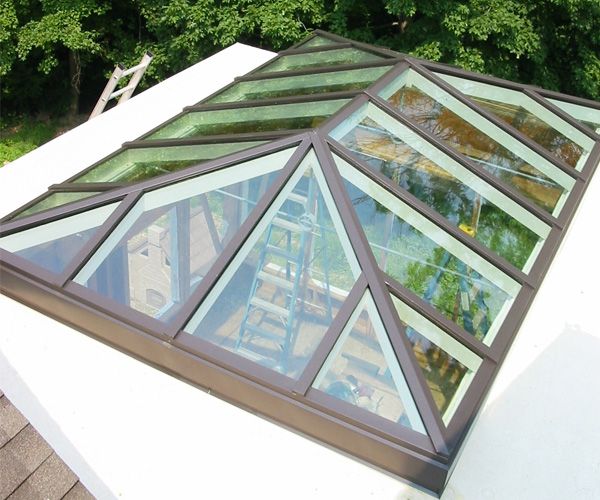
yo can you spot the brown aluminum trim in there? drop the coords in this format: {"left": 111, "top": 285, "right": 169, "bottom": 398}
{"left": 523, "top": 89, "right": 600, "bottom": 142}
{"left": 420, "top": 58, "right": 600, "bottom": 112}
{"left": 234, "top": 59, "right": 399, "bottom": 82}
{"left": 364, "top": 90, "right": 561, "bottom": 229}
{"left": 536, "top": 88, "right": 600, "bottom": 112}
{"left": 580, "top": 139, "right": 600, "bottom": 180}
{"left": 406, "top": 59, "right": 583, "bottom": 180}
{"left": 307, "top": 388, "right": 438, "bottom": 456}
{"left": 173, "top": 333, "right": 297, "bottom": 393}
{"left": 311, "top": 29, "right": 401, "bottom": 59}
{"left": 1, "top": 134, "right": 307, "bottom": 236}
{"left": 286, "top": 32, "right": 320, "bottom": 50}
{"left": 64, "top": 281, "right": 174, "bottom": 342}
{"left": 365, "top": 60, "right": 411, "bottom": 93}
{"left": 292, "top": 274, "right": 369, "bottom": 396}
{"left": 164, "top": 138, "right": 312, "bottom": 337}
{"left": 327, "top": 138, "right": 533, "bottom": 287}
{"left": 0, "top": 190, "right": 57, "bottom": 223}
{"left": 63, "top": 146, "right": 131, "bottom": 183}
{"left": 386, "top": 278, "right": 494, "bottom": 361}
{"left": 57, "top": 191, "right": 143, "bottom": 287}
{"left": 136, "top": 109, "right": 190, "bottom": 141}
{"left": 279, "top": 42, "right": 354, "bottom": 55}
{"left": 0, "top": 193, "right": 127, "bottom": 238}
{"left": 0, "top": 249, "right": 66, "bottom": 288}
{"left": 48, "top": 183, "right": 124, "bottom": 192}
{"left": 311, "top": 132, "right": 450, "bottom": 457}
{"left": 0, "top": 265, "right": 449, "bottom": 495}
{"left": 443, "top": 358, "right": 496, "bottom": 452}
{"left": 487, "top": 285, "right": 536, "bottom": 361}
{"left": 184, "top": 89, "right": 359, "bottom": 111}
{"left": 317, "top": 93, "right": 370, "bottom": 135}
{"left": 123, "top": 130, "right": 297, "bottom": 149}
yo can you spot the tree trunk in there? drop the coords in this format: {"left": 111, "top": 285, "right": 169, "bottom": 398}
{"left": 67, "top": 49, "right": 81, "bottom": 119}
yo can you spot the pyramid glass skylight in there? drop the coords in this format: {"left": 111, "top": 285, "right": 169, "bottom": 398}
{"left": 1, "top": 30, "right": 599, "bottom": 496}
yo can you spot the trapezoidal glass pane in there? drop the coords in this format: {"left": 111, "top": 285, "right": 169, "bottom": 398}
{"left": 74, "top": 142, "right": 266, "bottom": 183}
{"left": 548, "top": 99, "right": 600, "bottom": 134}
{"left": 336, "top": 155, "right": 521, "bottom": 345}
{"left": 256, "top": 48, "right": 385, "bottom": 74}
{"left": 0, "top": 203, "right": 118, "bottom": 274}
{"left": 297, "top": 35, "right": 342, "bottom": 48}
{"left": 184, "top": 150, "right": 362, "bottom": 379}
{"left": 437, "top": 73, "right": 595, "bottom": 171}
{"left": 379, "top": 69, "right": 576, "bottom": 216}
{"left": 73, "top": 148, "right": 295, "bottom": 324}
{"left": 10, "top": 191, "right": 102, "bottom": 220}
{"left": 146, "top": 100, "right": 350, "bottom": 140}
{"left": 312, "top": 291, "right": 426, "bottom": 433}
{"left": 330, "top": 102, "right": 550, "bottom": 273}
{"left": 391, "top": 295, "right": 481, "bottom": 424}
{"left": 206, "top": 66, "right": 392, "bottom": 104}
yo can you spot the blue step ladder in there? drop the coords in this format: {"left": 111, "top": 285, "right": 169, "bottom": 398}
{"left": 235, "top": 175, "right": 333, "bottom": 373}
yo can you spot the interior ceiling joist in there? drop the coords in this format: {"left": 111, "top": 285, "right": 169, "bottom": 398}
{"left": 1, "top": 30, "right": 599, "bottom": 496}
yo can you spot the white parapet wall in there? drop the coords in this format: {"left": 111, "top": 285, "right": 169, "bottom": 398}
{"left": 1, "top": 44, "right": 599, "bottom": 500}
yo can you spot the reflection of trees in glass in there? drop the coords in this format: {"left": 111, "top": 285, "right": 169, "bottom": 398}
{"left": 348, "top": 182, "right": 509, "bottom": 340}
{"left": 339, "top": 123, "right": 540, "bottom": 270}
{"left": 472, "top": 97, "right": 583, "bottom": 168}
{"left": 387, "top": 85, "right": 563, "bottom": 213}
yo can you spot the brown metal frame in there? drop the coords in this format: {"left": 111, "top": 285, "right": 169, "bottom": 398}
{"left": 1, "top": 30, "right": 599, "bottom": 497}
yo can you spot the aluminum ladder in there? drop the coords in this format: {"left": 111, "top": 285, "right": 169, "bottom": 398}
{"left": 89, "top": 52, "right": 153, "bottom": 119}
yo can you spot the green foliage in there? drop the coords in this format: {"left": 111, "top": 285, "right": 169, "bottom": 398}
{"left": 0, "top": 116, "right": 61, "bottom": 165}
{"left": 2, "top": 0, "right": 599, "bottom": 118}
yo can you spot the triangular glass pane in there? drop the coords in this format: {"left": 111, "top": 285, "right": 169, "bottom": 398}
{"left": 330, "top": 102, "right": 550, "bottom": 272}
{"left": 184, "top": 150, "right": 361, "bottom": 379}
{"left": 378, "top": 69, "right": 575, "bottom": 216}
{"left": 0, "top": 202, "right": 119, "bottom": 274}
{"left": 548, "top": 98, "right": 600, "bottom": 134}
{"left": 73, "top": 147, "right": 296, "bottom": 324}
{"left": 391, "top": 294, "right": 481, "bottom": 424}
{"left": 313, "top": 291, "right": 426, "bottom": 434}
{"left": 334, "top": 154, "right": 521, "bottom": 345}
{"left": 74, "top": 141, "right": 267, "bottom": 183}
{"left": 437, "top": 73, "right": 595, "bottom": 171}
{"left": 297, "top": 35, "right": 342, "bottom": 49}
{"left": 256, "top": 48, "right": 385, "bottom": 75}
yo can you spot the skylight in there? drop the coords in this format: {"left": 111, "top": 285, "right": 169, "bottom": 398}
{"left": 1, "top": 30, "right": 599, "bottom": 496}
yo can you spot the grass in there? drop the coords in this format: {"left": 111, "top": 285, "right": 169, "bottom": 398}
{"left": 0, "top": 115, "right": 84, "bottom": 166}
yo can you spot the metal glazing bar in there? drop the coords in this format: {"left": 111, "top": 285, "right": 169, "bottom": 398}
{"left": 292, "top": 274, "right": 368, "bottom": 396}
{"left": 166, "top": 136, "right": 312, "bottom": 338}
{"left": 406, "top": 59, "right": 583, "bottom": 180}
{"left": 364, "top": 91, "right": 561, "bottom": 229}
{"left": 57, "top": 191, "right": 143, "bottom": 287}
{"left": 311, "top": 131, "right": 450, "bottom": 457}
{"left": 327, "top": 138, "right": 534, "bottom": 287}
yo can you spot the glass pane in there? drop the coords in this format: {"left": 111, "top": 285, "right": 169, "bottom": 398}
{"left": 298, "top": 35, "right": 341, "bottom": 48}
{"left": 74, "top": 148, "right": 295, "bottom": 324}
{"left": 330, "top": 102, "right": 550, "bottom": 272}
{"left": 0, "top": 203, "right": 118, "bottom": 274}
{"left": 438, "top": 73, "right": 595, "bottom": 170}
{"left": 184, "top": 150, "right": 362, "bottom": 379}
{"left": 379, "top": 70, "right": 575, "bottom": 216}
{"left": 11, "top": 191, "right": 101, "bottom": 220}
{"left": 75, "top": 142, "right": 265, "bottom": 183}
{"left": 391, "top": 295, "right": 481, "bottom": 423}
{"left": 313, "top": 291, "right": 426, "bottom": 433}
{"left": 207, "top": 66, "right": 391, "bottom": 104}
{"left": 337, "top": 157, "right": 521, "bottom": 345}
{"left": 146, "top": 100, "right": 350, "bottom": 140}
{"left": 256, "top": 48, "right": 385, "bottom": 74}
{"left": 549, "top": 98, "right": 600, "bottom": 134}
